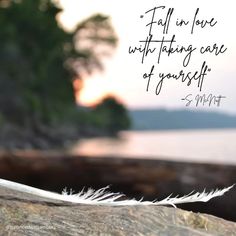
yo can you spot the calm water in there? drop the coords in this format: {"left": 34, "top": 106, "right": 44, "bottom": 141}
{"left": 70, "top": 129, "right": 236, "bottom": 165}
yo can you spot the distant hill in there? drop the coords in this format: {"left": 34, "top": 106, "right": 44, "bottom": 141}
{"left": 129, "top": 109, "right": 236, "bottom": 130}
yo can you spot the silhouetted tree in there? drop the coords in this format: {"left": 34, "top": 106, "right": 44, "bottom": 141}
{"left": 93, "top": 96, "right": 131, "bottom": 134}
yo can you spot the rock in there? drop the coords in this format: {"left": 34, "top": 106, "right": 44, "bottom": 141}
{"left": 0, "top": 187, "right": 236, "bottom": 235}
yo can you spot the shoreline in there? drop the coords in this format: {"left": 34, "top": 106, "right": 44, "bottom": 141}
{"left": 2, "top": 148, "right": 236, "bottom": 167}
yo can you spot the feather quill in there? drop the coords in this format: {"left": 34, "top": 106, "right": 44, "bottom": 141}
{"left": 0, "top": 178, "right": 233, "bottom": 207}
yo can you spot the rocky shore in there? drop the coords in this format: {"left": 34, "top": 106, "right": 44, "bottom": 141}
{"left": 0, "top": 151, "right": 235, "bottom": 222}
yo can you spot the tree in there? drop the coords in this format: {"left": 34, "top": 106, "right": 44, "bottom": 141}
{"left": 93, "top": 96, "right": 131, "bottom": 134}
{"left": 0, "top": 0, "right": 117, "bottom": 130}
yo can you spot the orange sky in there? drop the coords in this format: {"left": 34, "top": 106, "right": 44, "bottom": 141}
{"left": 58, "top": 0, "right": 236, "bottom": 113}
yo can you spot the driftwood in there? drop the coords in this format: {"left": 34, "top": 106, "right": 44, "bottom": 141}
{"left": 0, "top": 187, "right": 236, "bottom": 236}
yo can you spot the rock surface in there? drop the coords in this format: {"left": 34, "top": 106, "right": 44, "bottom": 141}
{"left": 0, "top": 187, "right": 236, "bottom": 236}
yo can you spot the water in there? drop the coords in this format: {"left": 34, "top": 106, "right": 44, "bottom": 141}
{"left": 70, "top": 129, "right": 236, "bottom": 165}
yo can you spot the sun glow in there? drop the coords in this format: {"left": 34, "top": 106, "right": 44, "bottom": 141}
{"left": 72, "top": 78, "right": 83, "bottom": 104}
{"left": 73, "top": 76, "right": 110, "bottom": 106}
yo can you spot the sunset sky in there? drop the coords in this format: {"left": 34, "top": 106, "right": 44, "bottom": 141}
{"left": 58, "top": 0, "right": 236, "bottom": 114}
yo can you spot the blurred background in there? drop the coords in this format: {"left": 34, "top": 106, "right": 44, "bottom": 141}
{"left": 0, "top": 0, "right": 236, "bottom": 222}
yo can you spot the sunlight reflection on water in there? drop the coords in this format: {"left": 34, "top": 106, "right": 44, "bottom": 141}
{"left": 70, "top": 129, "right": 236, "bottom": 165}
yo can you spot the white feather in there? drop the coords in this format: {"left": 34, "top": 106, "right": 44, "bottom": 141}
{"left": 0, "top": 178, "right": 233, "bottom": 207}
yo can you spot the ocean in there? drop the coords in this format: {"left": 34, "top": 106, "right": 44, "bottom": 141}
{"left": 70, "top": 129, "right": 236, "bottom": 165}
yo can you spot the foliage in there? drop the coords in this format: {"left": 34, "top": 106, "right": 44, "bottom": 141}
{"left": 92, "top": 96, "right": 131, "bottom": 134}
{"left": 0, "top": 0, "right": 117, "bottom": 131}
